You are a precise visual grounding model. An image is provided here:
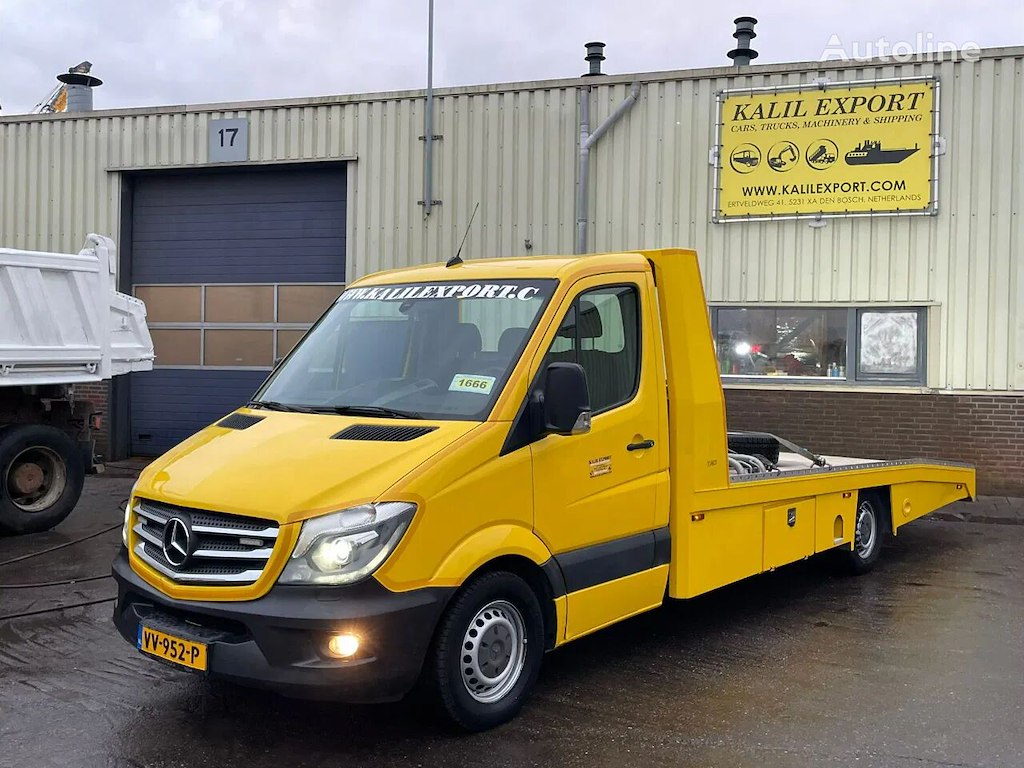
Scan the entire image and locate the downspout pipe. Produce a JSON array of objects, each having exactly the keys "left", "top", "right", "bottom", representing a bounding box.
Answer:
[{"left": 575, "top": 81, "right": 641, "bottom": 254}]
